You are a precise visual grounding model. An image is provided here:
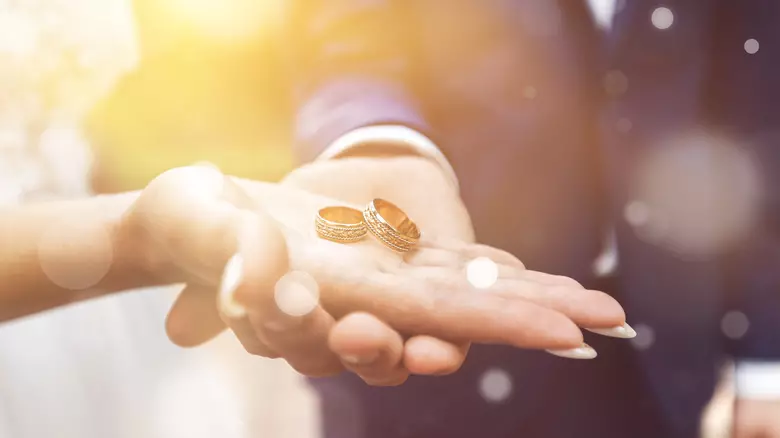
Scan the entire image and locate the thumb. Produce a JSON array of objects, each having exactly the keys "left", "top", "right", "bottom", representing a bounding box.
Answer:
[
  {"left": 166, "top": 208, "right": 289, "bottom": 347},
  {"left": 129, "top": 166, "right": 288, "bottom": 346},
  {"left": 166, "top": 284, "right": 225, "bottom": 347}
]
